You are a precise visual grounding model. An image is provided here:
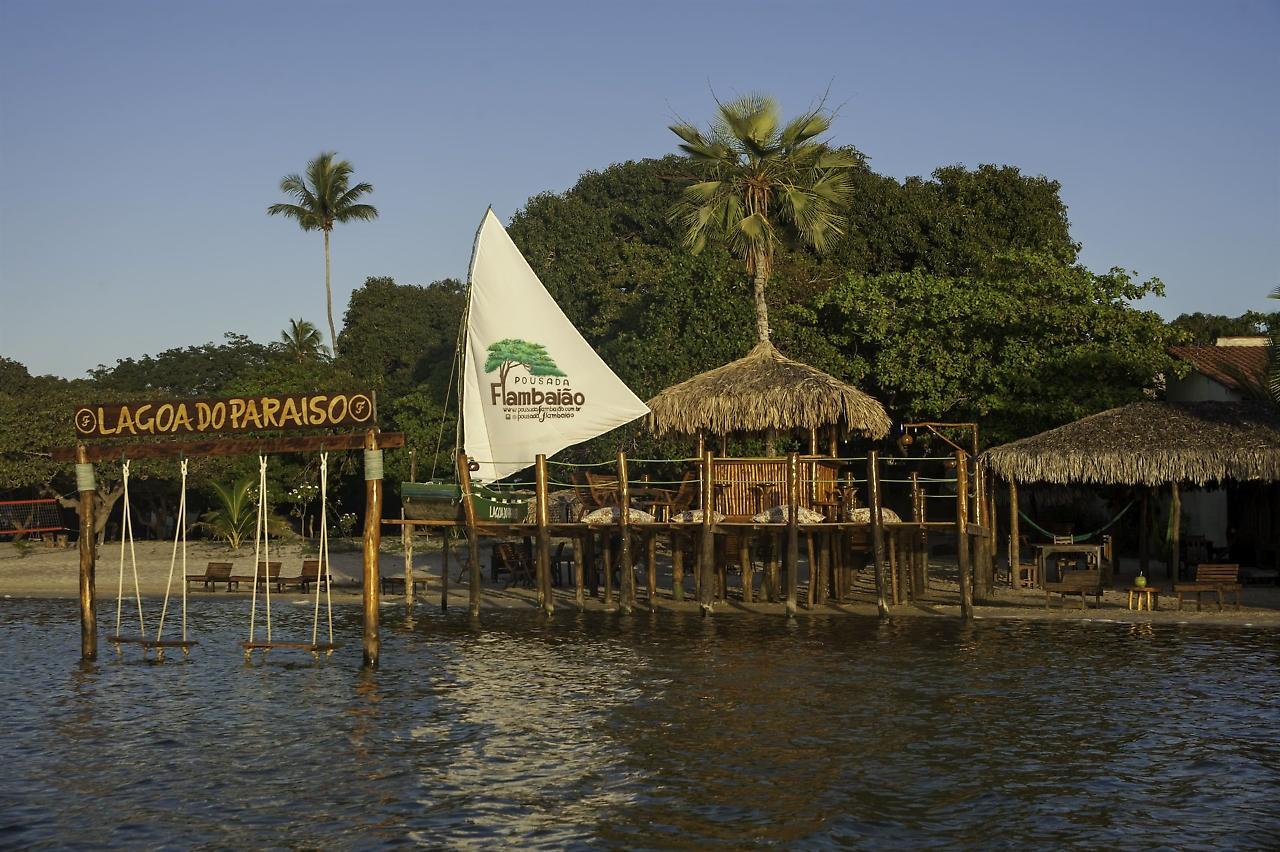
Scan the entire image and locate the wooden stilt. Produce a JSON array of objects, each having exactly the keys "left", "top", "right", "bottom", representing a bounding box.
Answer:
[
  {"left": 818, "top": 534, "right": 831, "bottom": 605},
  {"left": 768, "top": 532, "right": 780, "bottom": 602},
  {"left": 458, "top": 450, "right": 482, "bottom": 619},
  {"left": 76, "top": 445, "right": 97, "bottom": 662},
  {"left": 573, "top": 533, "right": 585, "bottom": 609},
  {"left": 535, "top": 455, "right": 552, "bottom": 616},
  {"left": 868, "top": 450, "right": 889, "bottom": 617},
  {"left": 1169, "top": 481, "right": 1181, "bottom": 581},
  {"left": 699, "top": 451, "right": 716, "bottom": 616},
  {"left": 889, "top": 530, "right": 900, "bottom": 604},
  {"left": 602, "top": 534, "right": 614, "bottom": 606},
  {"left": 955, "top": 450, "right": 973, "bottom": 620},
  {"left": 740, "top": 535, "right": 753, "bottom": 603},
  {"left": 617, "top": 451, "right": 634, "bottom": 614},
  {"left": 362, "top": 430, "right": 383, "bottom": 669},
  {"left": 806, "top": 532, "right": 817, "bottom": 608},
  {"left": 1009, "top": 478, "right": 1021, "bottom": 587},
  {"left": 403, "top": 449, "right": 416, "bottom": 617},
  {"left": 785, "top": 452, "right": 799, "bottom": 617}
]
